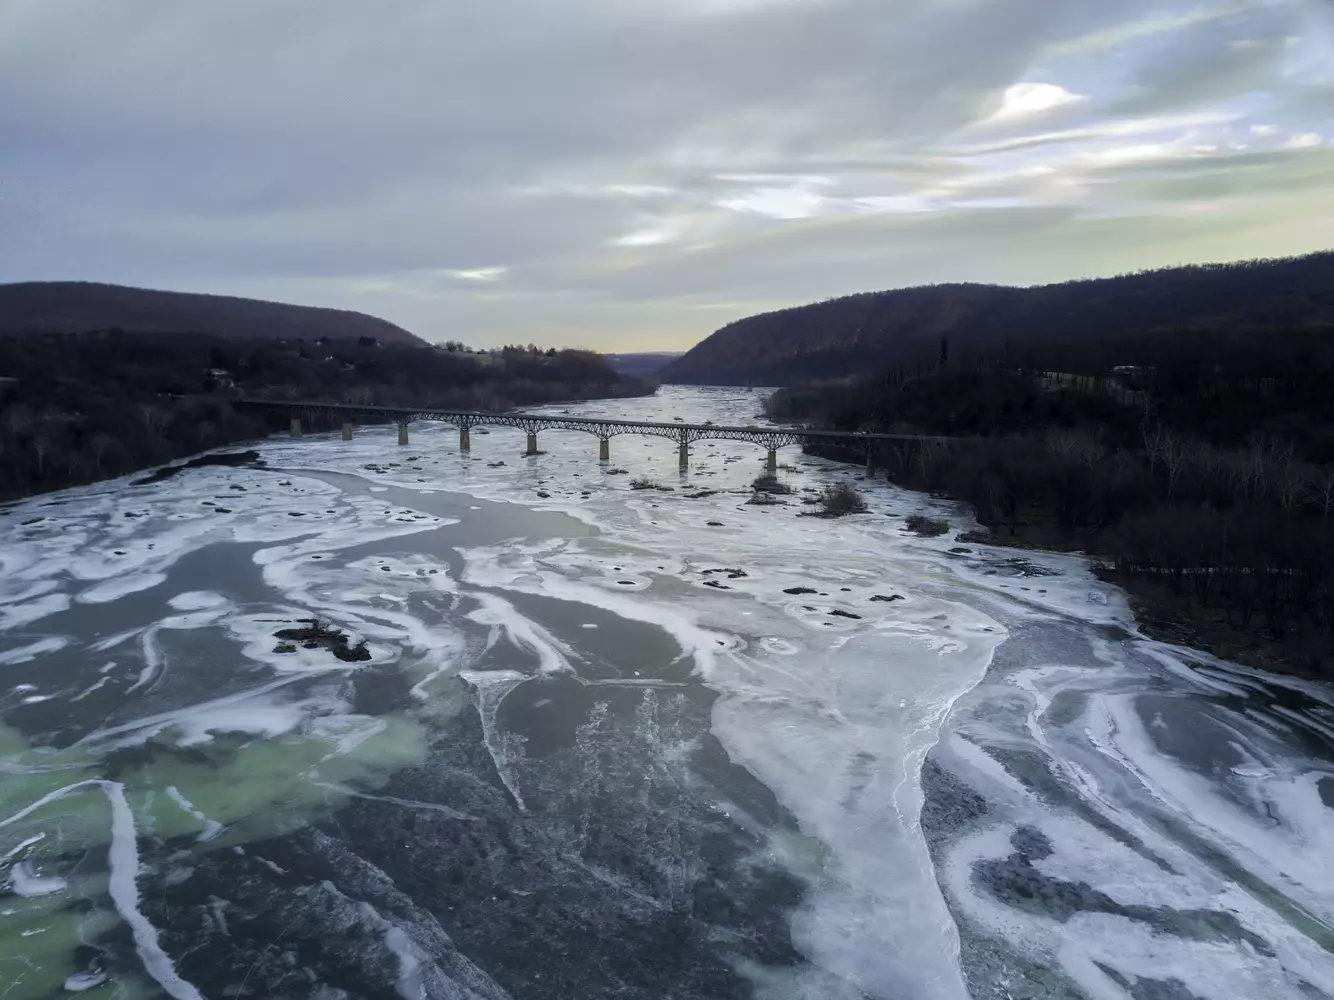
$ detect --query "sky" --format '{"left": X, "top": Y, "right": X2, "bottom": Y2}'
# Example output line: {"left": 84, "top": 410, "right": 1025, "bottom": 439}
{"left": 2, "top": 0, "right": 1332, "bottom": 351}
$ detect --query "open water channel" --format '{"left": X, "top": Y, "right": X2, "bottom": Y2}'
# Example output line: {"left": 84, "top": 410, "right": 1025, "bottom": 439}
{"left": 1, "top": 386, "right": 1332, "bottom": 1000}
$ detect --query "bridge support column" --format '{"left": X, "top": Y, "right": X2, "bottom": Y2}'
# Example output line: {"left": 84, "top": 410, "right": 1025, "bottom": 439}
{"left": 342, "top": 422, "right": 354, "bottom": 441}
{"left": 526, "top": 433, "right": 538, "bottom": 455}
{"left": 290, "top": 418, "right": 302, "bottom": 439}
{"left": 866, "top": 453, "right": 876, "bottom": 476}
{"left": 678, "top": 433, "right": 689, "bottom": 470}
{"left": 398, "top": 422, "right": 410, "bottom": 446}
{"left": 765, "top": 449, "right": 777, "bottom": 473}
{"left": 599, "top": 438, "right": 609, "bottom": 462}
{"left": 460, "top": 427, "right": 470, "bottom": 452}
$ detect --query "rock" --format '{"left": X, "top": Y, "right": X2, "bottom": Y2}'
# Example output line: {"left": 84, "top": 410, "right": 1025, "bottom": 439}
{"left": 828, "top": 609, "right": 863, "bottom": 619}
{"left": 706, "top": 521, "right": 724, "bottom": 526}
{"left": 703, "top": 568, "right": 748, "bottom": 579}
{"left": 869, "top": 594, "right": 904, "bottom": 602}
{"left": 273, "top": 619, "right": 370, "bottom": 662}
{"left": 949, "top": 547, "right": 972, "bottom": 554}
{"left": 783, "top": 586, "right": 818, "bottom": 595}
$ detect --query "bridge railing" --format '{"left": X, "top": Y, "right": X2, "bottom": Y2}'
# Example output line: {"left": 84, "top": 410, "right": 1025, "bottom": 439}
{"left": 236, "top": 397, "right": 965, "bottom": 470}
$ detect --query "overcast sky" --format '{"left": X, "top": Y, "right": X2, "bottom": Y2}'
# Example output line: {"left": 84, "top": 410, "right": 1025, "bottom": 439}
{"left": 3, "top": 0, "right": 1332, "bottom": 350}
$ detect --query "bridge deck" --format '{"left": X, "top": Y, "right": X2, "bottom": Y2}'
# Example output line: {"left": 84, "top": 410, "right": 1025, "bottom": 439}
{"left": 236, "top": 398, "right": 960, "bottom": 447}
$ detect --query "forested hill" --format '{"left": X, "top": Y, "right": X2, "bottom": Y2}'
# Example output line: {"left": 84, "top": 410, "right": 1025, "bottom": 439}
{"left": 662, "top": 251, "right": 1334, "bottom": 385}
{"left": 0, "top": 281, "right": 427, "bottom": 346}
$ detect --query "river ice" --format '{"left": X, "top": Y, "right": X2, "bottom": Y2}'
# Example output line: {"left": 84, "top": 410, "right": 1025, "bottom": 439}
{"left": 0, "top": 386, "right": 1331, "bottom": 999}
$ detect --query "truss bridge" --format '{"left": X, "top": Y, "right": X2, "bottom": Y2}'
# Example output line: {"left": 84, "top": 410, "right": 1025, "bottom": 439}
{"left": 236, "top": 398, "right": 964, "bottom": 472}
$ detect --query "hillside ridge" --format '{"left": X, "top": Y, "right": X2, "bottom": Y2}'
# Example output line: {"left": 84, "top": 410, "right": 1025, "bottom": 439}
{"left": 0, "top": 280, "right": 426, "bottom": 346}
{"left": 662, "top": 251, "right": 1334, "bottom": 385}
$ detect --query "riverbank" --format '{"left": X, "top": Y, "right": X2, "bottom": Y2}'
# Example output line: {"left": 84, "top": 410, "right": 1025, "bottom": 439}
{"left": 943, "top": 496, "right": 1326, "bottom": 679}
{"left": 800, "top": 440, "right": 1330, "bottom": 680}
{"left": 0, "top": 383, "right": 659, "bottom": 505}
{"left": 0, "top": 331, "right": 656, "bottom": 502}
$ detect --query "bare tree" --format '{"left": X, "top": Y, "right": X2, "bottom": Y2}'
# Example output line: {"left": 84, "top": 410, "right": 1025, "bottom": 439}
{"left": 1306, "top": 467, "right": 1334, "bottom": 520}
{"left": 1161, "top": 431, "right": 1189, "bottom": 498}
{"left": 1142, "top": 423, "right": 1168, "bottom": 475}
{"left": 30, "top": 429, "right": 53, "bottom": 477}
{"left": 139, "top": 404, "right": 170, "bottom": 435}
{"left": 1277, "top": 459, "right": 1312, "bottom": 511}
{"left": 89, "top": 432, "right": 116, "bottom": 470}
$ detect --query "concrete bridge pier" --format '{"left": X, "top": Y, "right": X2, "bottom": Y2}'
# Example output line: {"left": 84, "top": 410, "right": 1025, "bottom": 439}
{"left": 342, "top": 422, "right": 354, "bottom": 441}
{"left": 678, "top": 431, "right": 689, "bottom": 470}
{"left": 526, "top": 433, "right": 539, "bottom": 455}
{"left": 398, "top": 422, "right": 410, "bottom": 446}
{"left": 599, "top": 438, "right": 610, "bottom": 462}
{"left": 460, "top": 427, "right": 471, "bottom": 452}
{"left": 290, "top": 418, "right": 302, "bottom": 439}
{"left": 865, "top": 452, "right": 876, "bottom": 476}
{"left": 766, "top": 449, "right": 777, "bottom": 473}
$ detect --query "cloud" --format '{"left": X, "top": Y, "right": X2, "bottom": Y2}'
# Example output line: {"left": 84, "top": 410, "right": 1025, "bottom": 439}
{"left": 1, "top": 0, "right": 1331, "bottom": 350}
{"left": 446, "top": 268, "right": 508, "bottom": 283}
{"left": 984, "top": 83, "right": 1090, "bottom": 123}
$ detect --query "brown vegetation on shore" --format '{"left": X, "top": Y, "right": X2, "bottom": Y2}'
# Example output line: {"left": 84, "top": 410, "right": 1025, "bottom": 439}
{"left": 769, "top": 324, "right": 1334, "bottom": 679}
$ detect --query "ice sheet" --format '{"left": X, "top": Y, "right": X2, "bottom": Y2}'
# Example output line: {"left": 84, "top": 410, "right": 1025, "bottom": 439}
{"left": 2, "top": 386, "right": 1331, "bottom": 999}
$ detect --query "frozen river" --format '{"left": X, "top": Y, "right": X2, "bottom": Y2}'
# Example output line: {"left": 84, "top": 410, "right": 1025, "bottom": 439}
{"left": 1, "top": 386, "right": 1332, "bottom": 999}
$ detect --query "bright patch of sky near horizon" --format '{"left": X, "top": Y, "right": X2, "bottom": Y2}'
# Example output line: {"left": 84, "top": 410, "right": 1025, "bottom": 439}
{"left": 1, "top": 0, "right": 1331, "bottom": 350}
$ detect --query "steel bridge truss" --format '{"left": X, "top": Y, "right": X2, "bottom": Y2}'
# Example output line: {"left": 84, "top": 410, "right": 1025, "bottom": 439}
{"left": 239, "top": 399, "right": 959, "bottom": 466}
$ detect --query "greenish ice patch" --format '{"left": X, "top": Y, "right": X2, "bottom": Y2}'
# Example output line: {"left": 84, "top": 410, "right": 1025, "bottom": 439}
{"left": 0, "top": 710, "right": 429, "bottom": 999}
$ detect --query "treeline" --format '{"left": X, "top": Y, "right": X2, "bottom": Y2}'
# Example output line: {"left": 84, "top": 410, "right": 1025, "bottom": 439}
{"left": 0, "top": 333, "right": 654, "bottom": 501}
{"left": 664, "top": 250, "right": 1334, "bottom": 385}
{"left": 767, "top": 325, "right": 1334, "bottom": 677}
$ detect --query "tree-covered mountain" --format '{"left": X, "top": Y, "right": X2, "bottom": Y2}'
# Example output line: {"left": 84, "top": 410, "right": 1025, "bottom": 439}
{"left": 662, "top": 251, "right": 1334, "bottom": 385}
{"left": 0, "top": 281, "right": 427, "bottom": 346}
